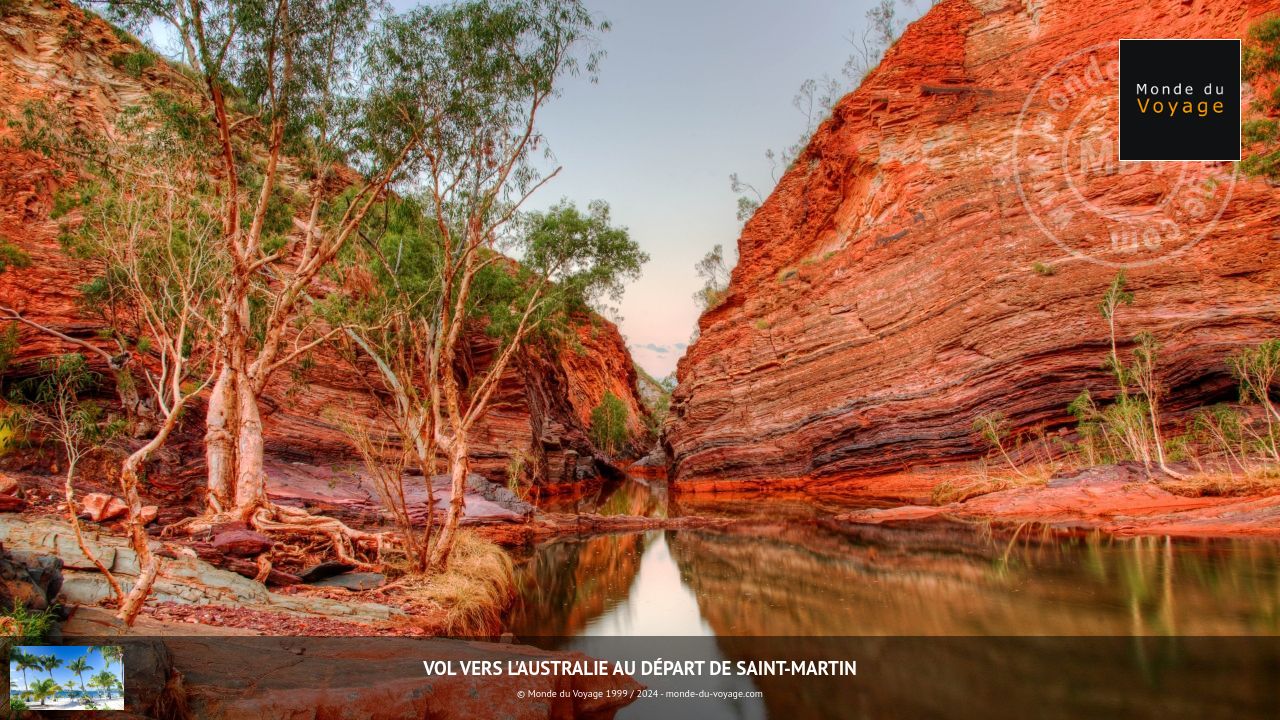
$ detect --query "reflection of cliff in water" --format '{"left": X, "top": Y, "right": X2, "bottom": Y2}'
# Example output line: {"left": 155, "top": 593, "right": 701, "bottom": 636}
{"left": 537, "top": 475, "right": 668, "bottom": 517}
{"left": 666, "top": 524, "right": 1280, "bottom": 719}
{"left": 666, "top": 522, "right": 1280, "bottom": 636}
{"left": 507, "top": 532, "right": 649, "bottom": 638}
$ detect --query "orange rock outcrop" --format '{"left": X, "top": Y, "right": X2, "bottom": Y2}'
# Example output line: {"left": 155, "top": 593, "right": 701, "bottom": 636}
{"left": 668, "top": 0, "right": 1280, "bottom": 486}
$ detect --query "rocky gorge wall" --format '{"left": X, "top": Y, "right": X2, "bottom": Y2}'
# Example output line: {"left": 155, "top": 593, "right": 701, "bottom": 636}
{"left": 667, "top": 0, "right": 1280, "bottom": 487}
{"left": 0, "top": 0, "right": 648, "bottom": 494}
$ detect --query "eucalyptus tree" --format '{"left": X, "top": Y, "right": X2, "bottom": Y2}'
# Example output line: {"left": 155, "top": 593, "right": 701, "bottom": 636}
{"left": 89, "top": 0, "right": 631, "bottom": 575}
{"left": 337, "top": 0, "right": 635, "bottom": 568}
{"left": 40, "top": 105, "right": 229, "bottom": 623}
{"left": 346, "top": 197, "right": 644, "bottom": 569}
{"left": 96, "top": 0, "right": 424, "bottom": 544}
{"left": 12, "top": 355, "right": 125, "bottom": 601}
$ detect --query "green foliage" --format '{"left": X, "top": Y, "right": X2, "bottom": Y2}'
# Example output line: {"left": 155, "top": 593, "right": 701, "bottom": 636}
{"left": 1031, "top": 261, "right": 1056, "bottom": 277}
{"left": 90, "top": 669, "right": 121, "bottom": 699}
{"left": 972, "top": 410, "right": 1028, "bottom": 477}
{"left": 1, "top": 601, "right": 58, "bottom": 640}
{"left": 1243, "top": 118, "right": 1278, "bottom": 144}
{"left": 693, "top": 244, "right": 731, "bottom": 311}
{"left": 973, "top": 411, "right": 1011, "bottom": 448}
{"left": 10, "top": 354, "right": 97, "bottom": 406}
{"left": 149, "top": 92, "right": 217, "bottom": 149}
{"left": 1227, "top": 339, "right": 1280, "bottom": 461}
{"left": 67, "top": 656, "right": 91, "bottom": 692}
{"left": 109, "top": 49, "right": 156, "bottom": 78}
{"left": 1065, "top": 275, "right": 1181, "bottom": 470}
{"left": 1243, "top": 16, "right": 1280, "bottom": 179}
{"left": 1228, "top": 339, "right": 1280, "bottom": 405}
{"left": 7, "top": 354, "right": 126, "bottom": 454}
{"left": 1243, "top": 16, "right": 1280, "bottom": 79}
{"left": 1098, "top": 271, "right": 1134, "bottom": 322}
{"left": 0, "top": 323, "right": 18, "bottom": 377}
{"left": 0, "top": 238, "right": 30, "bottom": 274}
{"left": 590, "top": 391, "right": 629, "bottom": 456}
{"left": 1191, "top": 404, "right": 1248, "bottom": 462}
{"left": 23, "top": 678, "right": 60, "bottom": 707}
{"left": 634, "top": 366, "right": 673, "bottom": 438}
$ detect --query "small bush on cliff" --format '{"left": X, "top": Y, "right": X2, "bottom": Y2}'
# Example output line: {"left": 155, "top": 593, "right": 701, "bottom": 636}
{"left": 590, "top": 391, "right": 630, "bottom": 456}
{"left": 1243, "top": 17, "right": 1280, "bottom": 179}
{"left": 1227, "top": 339, "right": 1280, "bottom": 462}
{"left": 693, "top": 243, "right": 731, "bottom": 311}
{"left": 973, "top": 411, "right": 1028, "bottom": 479}
{"left": 0, "top": 239, "right": 30, "bottom": 273}
{"left": 1068, "top": 273, "right": 1182, "bottom": 478}
{"left": 109, "top": 50, "right": 155, "bottom": 78}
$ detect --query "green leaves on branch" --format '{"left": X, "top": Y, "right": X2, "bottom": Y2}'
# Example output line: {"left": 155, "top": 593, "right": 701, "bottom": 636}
{"left": 590, "top": 391, "right": 629, "bottom": 456}
{"left": 520, "top": 200, "right": 647, "bottom": 316}
{"left": 1243, "top": 16, "right": 1280, "bottom": 180}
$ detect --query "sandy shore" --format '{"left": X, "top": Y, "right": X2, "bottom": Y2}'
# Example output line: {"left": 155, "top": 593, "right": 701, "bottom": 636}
{"left": 22, "top": 696, "right": 124, "bottom": 711}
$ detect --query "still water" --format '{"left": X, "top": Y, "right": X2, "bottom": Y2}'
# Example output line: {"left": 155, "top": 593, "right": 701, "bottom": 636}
{"left": 506, "top": 477, "right": 1280, "bottom": 719}
{"left": 511, "top": 477, "right": 1280, "bottom": 637}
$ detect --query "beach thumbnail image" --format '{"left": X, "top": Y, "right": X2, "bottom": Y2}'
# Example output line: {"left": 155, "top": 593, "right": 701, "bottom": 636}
{"left": 8, "top": 645, "right": 123, "bottom": 711}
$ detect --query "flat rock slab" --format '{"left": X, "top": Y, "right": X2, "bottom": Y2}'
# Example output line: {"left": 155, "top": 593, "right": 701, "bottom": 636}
{"left": 299, "top": 561, "right": 355, "bottom": 583}
{"left": 210, "top": 529, "right": 273, "bottom": 557}
{"left": 265, "top": 459, "right": 533, "bottom": 525}
{"left": 0, "top": 517, "right": 403, "bottom": 623}
{"left": 310, "top": 572, "right": 385, "bottom": 591}
{"left": 838, "top": 505, "right": 946, "bottom": 525}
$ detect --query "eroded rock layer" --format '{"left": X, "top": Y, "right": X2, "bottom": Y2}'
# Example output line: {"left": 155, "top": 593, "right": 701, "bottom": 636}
{"left": 0, "top": 1, "right": 647, "bottom": 492}
{"left": 668, "top": 0, "right": 1280, "bottom": 486}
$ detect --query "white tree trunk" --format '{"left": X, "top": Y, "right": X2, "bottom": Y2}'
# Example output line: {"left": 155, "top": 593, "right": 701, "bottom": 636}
{"left": 233, "top": 377, "right": 267, "bottom": 520}
{"left": 204, "top": 368, "right": 236, "bottom": 513}
{"left": 430, "top": 438, "right": 469, "bottom": 570}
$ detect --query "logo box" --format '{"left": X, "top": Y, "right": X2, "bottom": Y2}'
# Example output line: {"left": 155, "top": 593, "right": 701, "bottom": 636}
{"left": 1118, "top": 38, "right": 1241, "bottom": 162}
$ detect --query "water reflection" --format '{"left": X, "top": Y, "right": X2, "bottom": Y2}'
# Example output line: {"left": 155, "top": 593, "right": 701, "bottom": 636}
{"left": 512, "top": 480, "right": 1280, "bottom": 637}
{"left": 508, "top": 479, "right": 1280, "bottom": 718}
{"left": 536, "top": 475, "right": 668, "bottom": 517}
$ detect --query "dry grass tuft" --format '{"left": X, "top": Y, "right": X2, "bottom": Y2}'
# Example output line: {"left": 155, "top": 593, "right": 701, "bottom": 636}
{"left": 391, "top": 531, "right": 515, "bottom": 636}
{"left": 1159, "top": 465, "right": 1280, "bottom": 498}
{"left": 931, "top": 462, "right": 1057, "bottom": 505}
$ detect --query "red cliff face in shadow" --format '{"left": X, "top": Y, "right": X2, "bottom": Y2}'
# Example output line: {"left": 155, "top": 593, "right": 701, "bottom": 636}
{"left": 667, "top": 0, "right": 1280, "bottom": 487}
{"left": 0, "top": 1, "right": 647, "bottom": 490}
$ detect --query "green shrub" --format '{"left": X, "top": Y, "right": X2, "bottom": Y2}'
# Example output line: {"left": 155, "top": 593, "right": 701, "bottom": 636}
{"left": 0, "top": 239, "right": 30, "bottom": 273}
{"left": 590, "top": 391, "right": 629, "bottom": 455}
{"left": 2, "top": 600, "right": 58, "bottom": 640}
{"left": 1031, "top": 261, "right": 1055, "bottom": 276}
{"left": 109, "top": 50, "right": 155, "bottom": 79}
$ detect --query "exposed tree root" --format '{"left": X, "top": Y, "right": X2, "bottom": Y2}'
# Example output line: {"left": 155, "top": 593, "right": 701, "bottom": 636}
{"left": 166, "top": 502, "right": 390, "bottom": 571}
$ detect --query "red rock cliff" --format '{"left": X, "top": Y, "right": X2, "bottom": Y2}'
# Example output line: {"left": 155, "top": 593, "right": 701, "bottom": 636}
{"left": 668, "top": 0, "right": 1280, "bottom": 486}
{"left": 0, "top": 0, "right": 648, "bottom": 489}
